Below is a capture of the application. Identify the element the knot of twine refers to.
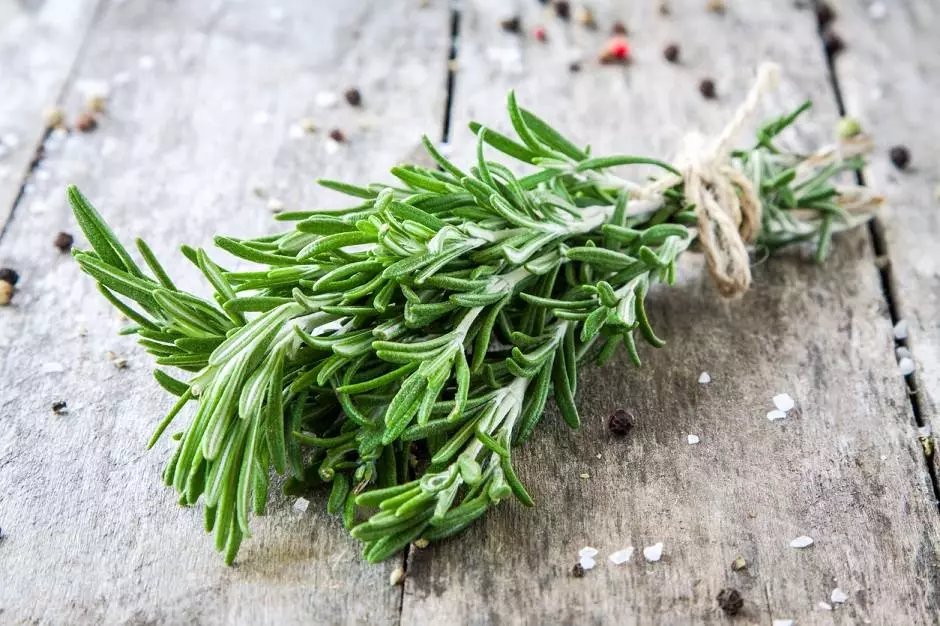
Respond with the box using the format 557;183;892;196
638;62;781;298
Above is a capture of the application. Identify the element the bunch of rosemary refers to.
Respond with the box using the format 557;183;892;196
69;92;876;564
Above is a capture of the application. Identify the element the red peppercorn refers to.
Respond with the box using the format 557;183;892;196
599;36;630;64
329;129;346;143
534;26;547;42
75;113;97;133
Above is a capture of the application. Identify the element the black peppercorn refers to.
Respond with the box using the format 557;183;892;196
568;61;581;73
54;232;74;252
664;43;680;63
0;268;19;286
815;2;835;27
554;1;570;20
822;28;844;56
889;145;911;170
699;78;717;99
52;400;68;414
344;88;362;107
717;588;744;615
329;129;346;143
608;408;634;436
500;16;521;33
571;562;585;577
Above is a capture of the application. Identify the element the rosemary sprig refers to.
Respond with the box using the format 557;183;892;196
68;94;877;564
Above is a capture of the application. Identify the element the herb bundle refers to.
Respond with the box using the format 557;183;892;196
69;81;879;565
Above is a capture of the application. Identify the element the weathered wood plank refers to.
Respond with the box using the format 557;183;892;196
828;0;940;472
399;1;940;624
0;0;449;623
0;0;101;230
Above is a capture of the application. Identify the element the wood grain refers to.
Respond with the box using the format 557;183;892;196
398;1;940;624
0;0;449;623
827;0;940;472
0;0;101;231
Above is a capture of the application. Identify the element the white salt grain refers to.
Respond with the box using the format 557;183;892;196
267;198;285;213
41;362;66;374
292;497;309;513
772;620;794;626
252;111;270;125
138;55;155;70
766;409;787;421
287;124;304;139
324;139;340;155
578;546;599;558
893;319;909;340
687;434;700;445
773;393;795;412
643;542;663;562
698;371;711;384
789;535;814;549
899;357;915;376
830;587;849;604
579;555;596;571
818;601;833;611
315;91;339;108
868;1;887;20
609;547;634;565
896;346;912;360
389;566;405;585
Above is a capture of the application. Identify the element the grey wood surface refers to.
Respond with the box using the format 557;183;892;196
828;0;940;470
399;1;940;624
0;0;449;623
0;0;101;229
1;0;939;624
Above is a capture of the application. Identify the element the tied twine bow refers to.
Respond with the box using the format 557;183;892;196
637;63;781;298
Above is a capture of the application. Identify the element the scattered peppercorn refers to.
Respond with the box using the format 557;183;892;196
0;280;12;306
75;112;97;133
53;232;74;252
554;1;570;20
534;26;547;42
329;128;347;143
344;88;362;107
576;6;596;29
0;268;19;286
889;145;911;170
664;43;680;63
500;15;521;33
717;588;744;615
836;117;863;139
699;78;717;99
599;36;630;64
822;28;844;55
611;21;628;35
815;1;836;26
731;555;747;571
608;408;634;436
571;562;585;577
706;0;727;14
43;107;64;129
52;400;68;414
658;1;671;15
87;94;108;113
569;61;582;73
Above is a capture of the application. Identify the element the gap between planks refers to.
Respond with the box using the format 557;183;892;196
810;0;940;511
0;0;109;245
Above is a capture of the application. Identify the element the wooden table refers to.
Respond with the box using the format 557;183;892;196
1;1;938;623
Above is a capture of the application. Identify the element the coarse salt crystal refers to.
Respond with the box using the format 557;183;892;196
138;55;155;70
324;139;340;155
687;434;700;445
899;357;915;376
831;587;848;603
389;566;405;585
609;547;634;565
292;497;309;513
41;362;66;374
2;133;21;148
643;542;663;562
698;371;711;384
267;198;285;213
252;111;270;125
766;409;787;421
789;535;814;549
288;124;304;139
818;601;833;610
773;393;795;412
893;319;909;340
772;620;794;626
869;1;887;19
579;555;596;570
579;546;598;558
315;91;339;108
